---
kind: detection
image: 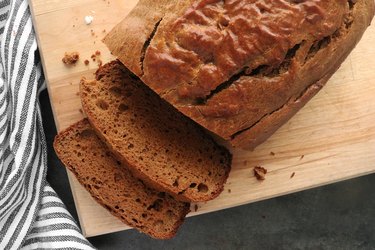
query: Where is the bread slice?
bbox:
[80,60,232,202]
[53,119,190,239]
[104,0,375,150]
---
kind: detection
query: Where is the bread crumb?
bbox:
[76,92,80,96]
[102,29,106,33]
[290,172,295,179]
[91,29,95,36]
[270,151,275,156]
[228,189,231,193]
[84,15,94,25]
[84,59,90,65]
[194,204,198,212]
[62,52,79,65]
[300,155,305,160]
[253,166,267,181]
[91,51,102,66]
[79,108,83,114]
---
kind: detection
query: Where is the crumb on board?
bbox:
[300,155,305,160]
[62,52,79,65]
[79,108,83,114]
[253,166,267,181]
[194,204,198,212]
[76,92,80,96]
[95,50,101,56]
[243,160,248,166]
[84,59,90,65]
[84,15,94,25]
[228,189,231,193]
[102,29,106,33]
[91,29,95,36]
[290,172,295,179]
[270,151,275,156]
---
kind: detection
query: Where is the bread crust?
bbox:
[104,0,375,150]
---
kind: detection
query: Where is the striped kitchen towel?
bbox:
[0,0,94,249]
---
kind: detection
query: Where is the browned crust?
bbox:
[104,0,375,150]
[53,119,190,239]
[231,0,375,149]
[231,69,333,150]
[103,0,193,76]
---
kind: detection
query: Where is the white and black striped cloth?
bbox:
[0,0,94,249]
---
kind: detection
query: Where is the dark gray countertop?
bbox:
[40,90,375,250]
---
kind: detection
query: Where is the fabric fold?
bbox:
[0,0,94,249]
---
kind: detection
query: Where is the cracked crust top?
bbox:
[104,0,375,150]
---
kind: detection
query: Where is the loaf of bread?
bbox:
[104,0,375,150]
[80,60,232,202]
[53,119,190,239]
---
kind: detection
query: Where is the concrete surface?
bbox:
[40,90,375,250]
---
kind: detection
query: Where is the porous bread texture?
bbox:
[80,61,232,202]
[104,0,375,150]
[53,119,190,239]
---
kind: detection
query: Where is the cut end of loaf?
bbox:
[80,60,232,202]
[53,119,190,239]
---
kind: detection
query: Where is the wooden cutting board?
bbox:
[29,0,375,237]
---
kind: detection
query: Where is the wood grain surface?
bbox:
[29,0,375,237]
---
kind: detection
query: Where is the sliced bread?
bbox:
[53,119,190,239]
[80,60,232,202]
